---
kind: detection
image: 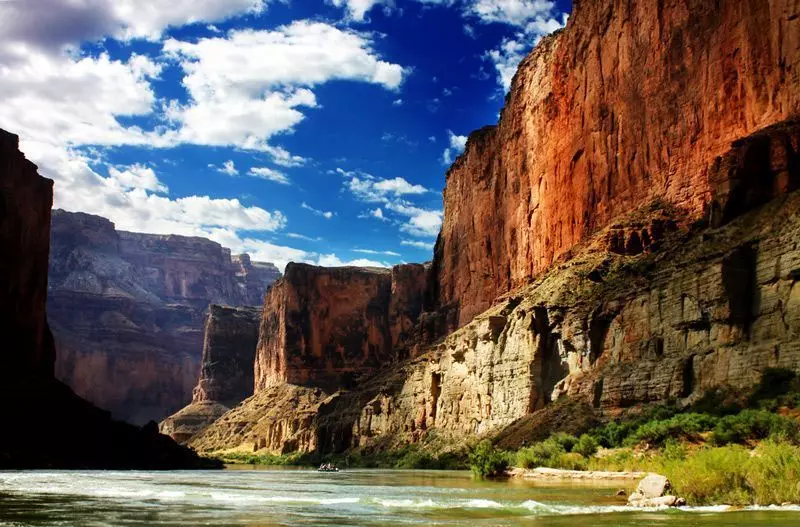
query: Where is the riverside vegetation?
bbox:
[213,369,800,506]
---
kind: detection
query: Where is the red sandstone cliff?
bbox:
[255,264,394,392]
[0,128,213,468]
[48,210,280,424]
[433,0,800,328]
[188,2,800,457]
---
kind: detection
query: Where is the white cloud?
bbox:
[162,21,407,151]
[0,0,269,53]
[442,130,468,164]
[402,239,435,250]
[249,166,290,185]
[286,232,322,242]
[343,171,429,202]
[469,0,556,27]
[393,98,404,106]
[329,0,388,22]
[361,207,389,221]
[263,145,307,168]
[387,202,443,237]
[483,12,568,90]
[302,202,335,219]
[212,160,239,176]
[317,253,389,268]
[108,164,168,193]
[353,249,401,256]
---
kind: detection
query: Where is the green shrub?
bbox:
[556,452,588,470]
[469,440,509,479]
[746,440,800,505]
[627,412,718,446]
[659,445,752,505]
[662,439,687,461]
[712,409,799,445]
[551,433,578,452]
[516,438,566,469]
[573,434,599,457]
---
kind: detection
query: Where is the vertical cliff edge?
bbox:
[0,129,215,468]
[432,0,800,328]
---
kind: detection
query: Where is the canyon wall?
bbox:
[160,305,261,443]
[255,264,428,393]
[187,1,800,457]
[433,0,800,328]
[0,128,212,468]
[0,129,55,379]
[49,210,279,424]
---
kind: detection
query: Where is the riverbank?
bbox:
[207,369,800,507]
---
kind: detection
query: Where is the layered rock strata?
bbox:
[432,0,800,328]
[191,123,800,455]
[0,128,212,469]
[160,305,261,443]
[189,1,800,457]
[48,210,279,423]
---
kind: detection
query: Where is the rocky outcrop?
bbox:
[160,305,261,442]
[0,128,214,469]
[255,264,395,392]
[432,0,800,329]
[48,210,279,423]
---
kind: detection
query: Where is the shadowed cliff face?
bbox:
[0,129,54,378]
[0,128,214,469]
[160,305,261,443]
[433,0,800,329]
[48,210,280,424]
[255,264,395,392]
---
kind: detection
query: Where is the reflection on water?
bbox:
[1,468,799,526]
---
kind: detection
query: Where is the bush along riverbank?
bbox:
[469,368,800,506]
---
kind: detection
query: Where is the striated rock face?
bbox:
[48,210,279,424]
[433,0,800,328]
[191,123,800,455]
[255,264,395,392]
[0,128,213,469]
[160,305,261,443]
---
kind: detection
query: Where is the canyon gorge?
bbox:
[3,0,800,469]
[172,0,800,458]
[48,211,279,423]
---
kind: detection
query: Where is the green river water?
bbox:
[1,468,798,526]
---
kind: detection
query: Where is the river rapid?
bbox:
[1,468,799,526]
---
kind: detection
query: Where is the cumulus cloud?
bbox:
[360,207,389,221]
[108,164,168,193]
[483,11,568,91]
[162,21,407,150]
[401,239,435,250]
[468,0,556,27]
[317,253,389,268]
[211,160,239,176]
[0,0,269,53]
[249,167,290,185]
[302,202,335,219]
[338,168,441,238]
[442,130,468,164]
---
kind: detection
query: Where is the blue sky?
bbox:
[0,0,570,269]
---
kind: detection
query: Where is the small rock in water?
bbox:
[628,474,685,507]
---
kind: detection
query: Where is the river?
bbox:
[1,468,799,526]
